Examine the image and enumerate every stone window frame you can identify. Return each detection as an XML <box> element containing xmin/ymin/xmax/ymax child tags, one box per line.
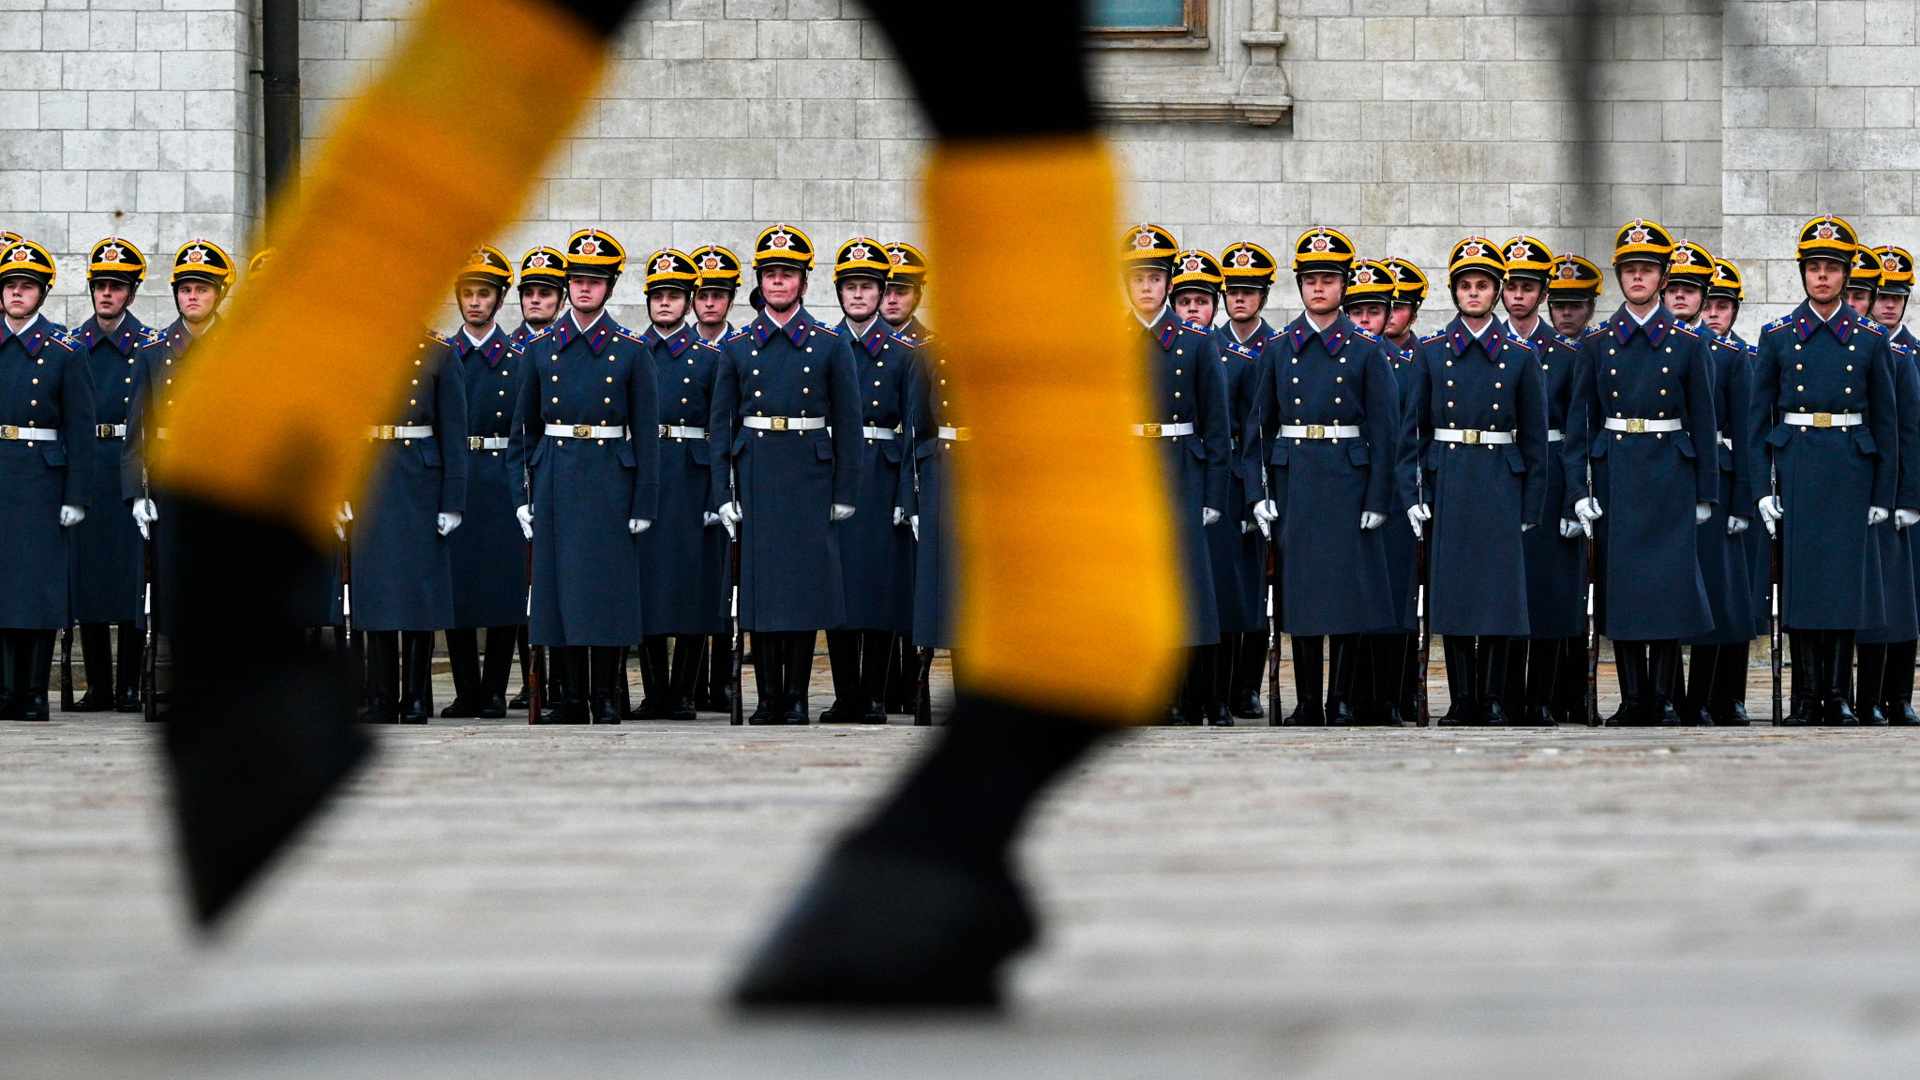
<box><xmin>1086</xmin><ymin>0</ymin><xmax>1211</xmax><ymax>51</ymax></box>
<box><xmin>1088</xmin><ymin>0</ymin><xmax>1290</xmax><ymax>126</ymax></box>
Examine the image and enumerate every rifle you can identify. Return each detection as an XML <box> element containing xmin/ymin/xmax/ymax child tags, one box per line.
<box><xmin>728</xmin><ymin>458</ymin><xmax>744</xmax><ymax>726</ymax></box>
<box><xmin>141</xmin><ymin>523</ymin><xmax>157</xmax><ymax>723</ymax></box>
<box><xmin>340</xmin><ymin>510</ymin><xmax>358</xmax><ymax>706</ymax></box>
<box><xmin>1258</xmin><ymin>457</ymin><xmax>1282</xmax><ymax>725</ymax></box>
<box><xmin>59</xmin><ymin>620</ymin><xmax>73</xmax><ymax>712</ymax></box>
<box><xmin>1770</xmin><ymin>460</ymin><xmax>1783</xmax><ymax>724</ymax></box>
<box><xmin>525</xmin><ymin>541</ymin><xmax>542</xmax><ymax>725</ymax></box>
<box><xmin>904</xmin><ymin>406</ymin><xmax>934</xmax><ymax>726</ymax></box>
<box><xmin>1584</xmin><ymin>456</ymin><xmax>1600</xmax><ymax>726</ymax></box>
<box><xmin>1413</xmin><ymin>470</ymin><xmax>1431</xmax><ymax>727</ymax></box>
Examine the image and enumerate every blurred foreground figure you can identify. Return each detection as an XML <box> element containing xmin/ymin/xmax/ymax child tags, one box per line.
<box><xmin>145</xmin><ymin>0</ymin><xmax>1179</xmax><ymax>1009</ymax></box>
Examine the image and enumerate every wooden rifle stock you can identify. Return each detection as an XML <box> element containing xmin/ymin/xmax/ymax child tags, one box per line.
<box><xmin>525</xmin><ymin>542</ymin><xmax>542</xmax><ymax>725</ymax></box>
<box><xmin>1413</xmin><ymin>470</ymin><xmax>1431</xmax><ymax>726</ymax></box>
<box><xmin>1584</xmin><ymin>457</ymin><xmax>1600</xmax><ymax>726</ymax></box>
<box><xmin>59</xmin><ymin>621</ymin><xmax>73</xmax><ymax>712</ymax></box>
<box><xmin>728</xmin><ymin>455</ymin><xmax>744</xmax><ymax>726</ymax></box>
<box><xmin>141</xmin><ymin>529</ymin><xmax>157</xmax><ymax>723</ymax></box>
<box><xmin>1769</xmin><ymin>464</ymin><xmax>1783</xmax><ymax>724</ymax></box>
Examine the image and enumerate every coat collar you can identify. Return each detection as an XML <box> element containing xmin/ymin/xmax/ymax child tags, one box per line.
<box><xmin>453</xmin><ymin>324</ymin><xmax>512</xmax><ymax>367</ymax></box>
<box><xmin>0</xmin><ymin>313</ymin><xmax>58</xmax><ymax>356</ymax></box>
<box><xmin>894</xmin><ymin>317</ymin><xmax>931</xmax><ymax>344</ymax></box>
<box><xmin>1896</xmin><ymin>324</ymin><xmax>1918</xmax><ymax>351</ymax></box>
<box><xmin>747</xmin><ymin>305</ymin><xmax>815</xmax><ymax>348</ymax></box>
<box><xmin>1443</xmin><ymin>315</ymin><xmax>1504</xmax><ymax>358</ymax></box>
<box><xmin>1223</xmin><ymin>317</ymin><xmax>1274</xmax><ymax>356</ymax></box>
<box><xmin>843</xmin><ymin>317</ymin><xmax>892</xmax><ymax>355</ymax></box>
<box><xmin>1284</xmin><ymin>311</ymin><xmax>1355</xmax><ymax>355</ymax></box>
<box><xmin>1787</xmin><ymin>299</ymin><xmax>1860</xmax><ymax>344</ymax></box>
<box><xmin>638</xmin><ymin>321</ymin><xmax>695</xmax><ymax>358</ymax></box>
<box><xmin>1607</xmin><ymin>303</ymin><xmax>1676</xmax><ymax>347</ymax></box>
<box><xmin>78</xmin><ymin>312</ymin><xmax>145</xmax><ymax>356</ymax></box>
<box><xmin>552</xmin><ymin>309</ymin><xmax>618</xmax><ymax>356</ymax></box>
<box><xmin>158</xmin><ymin>317</ymin><xmax>200</xmax><ymax>355</ymax></box>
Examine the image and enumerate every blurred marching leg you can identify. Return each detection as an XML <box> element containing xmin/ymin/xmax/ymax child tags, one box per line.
<box><xmin>508</xmin><ymin>625</ymin><xmax>531</xmax><ymax>710</ymax></box>
<box><xmin>1324</xmin><ymin>634</ymin><xmax>1359</xmax><ymax>726</ymax></box>
<box><xmin>1824</xmin><ymin>629</ymin><xmax>1860</xmax><ymax>726</ymax></box>
<box><xmin>1606</xmin><ymin>640</ymin><xmax>1647</xmax><ymax>726</ymax></box>
<box><xmin>1648</xmin><ymin>641</ymin><xmax>1683</xmax><ymax>726</ymax></box>
<box><xmin>17</xmin><ymin>630</ymin><xmax>55</xmax><ymax>722</ymax></box>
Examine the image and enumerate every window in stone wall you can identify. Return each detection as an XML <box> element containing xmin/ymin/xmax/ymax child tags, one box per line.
<box><xmin>1087</xmin><ymin>0</ymin><xmax>1207</xmax><ymax>47</ymax></box>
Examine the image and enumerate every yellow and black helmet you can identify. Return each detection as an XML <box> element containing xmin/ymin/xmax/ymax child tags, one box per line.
<box><xmin>1612</xmin><ymin>219</ymin><xmax>1675</xmax><ymax>267</ymax></box>
<box><xmin>1170</xmin><ymin>249</ymin><xmax>1224</xmax><ymax>296</ymax></box>
<box><xmin>0</xmin><ymin>231</ymin><xmax>20</xmax><ymax>247</ymax></box>
<box><xmin>643</xmin><ymin>248</ymin><xmax>699</xmax><ymax>294</ymax></box>
<box><xmin>247</xmin><ymin>248</ymin><xmax>274</xmax><ymax>278</ymax></box>
<box><xmin>1344</xmin><ymin>259</ymin><xmax>1396</xmax><ymax>307</ymax></box>
<box><xmin>1795</xmin><ymin>214</ymin><xmax>1857</xmax><ymax>266</ymax></box>
<box><xmin>170</xmin><ymin>238</ymin><xmax>235</xmax><ymax>289</ymax></box>
<box><xmin>1385</xmin><ymin>257</ymin><xmax>1429</xmax><ymax>306</ymax></box>
<box><xmin>1549</xmin><ymin>254</ymin><xmax>1604</xmax><ymax>301</ymax></box>
<box><xmin>1849</xmin><ymin>243</ymin><xmax>1883</xmax><ymax>292</ymax></box>
<box><xmin>88</xmin><ymin>237</ymin><xmax>146</xmax><ymax>285</ymax></box>
<box><xmin>1218</xmin><ymin>241</ymin><xmax>1278</xmax><ymax>290</ymax></box>
<box><xmin>1121</xmin><ymin>224</ymin><xmax>1179</xmax><ymax>272</ymax></box>
<box><xmin>566</xmin><ymin>229</ymin><xmax>626</xmax><ymax>278</ymax></box>
<box><xmin>753</xmin><ymin>224</ymin><xmax>815</xmax><ymax>271</ymax></box>
<box><xmin>884</xmin><ymin>241</ymin><xmax>928</xmax><ymax>286</ymax></box>
<box><xmin>1292</xmin><ymin>227</ymin><xmax>1356</xmax><ymax>275</ymax></box>
<box><xmin>456</xmin><ymin>244</ymin><xmax>514</xmax><ymax>291</ymax></box>
<box><xmin>1707</xmin><ymin>258</ymin><xmax>1745</xmax><ymax>302</ymax></box>
<box><xmin>833</xmin><ymin>237</ymin><xmax>891</xmax><ymax>284</ymax></box>
<box><xmin>1667</xmin><ymin>239</ymin><xmax>1715</xmax><ymax>286</ymax></box>
<box><xmin>1500</xmin><ymin>236</ymin><xmax>1555</xmax><ymax>283</ymax></box>
<box><xmin>691</xmin><ymin>244</ymin><xmax>743</xmax><ymax>292</ymax></box>
<box><xmin>0</xmin><ymin>239</ymin><xmax>56</xmax><ymax>289</ymax></box>
<box><xmin>1447</xmin><ymin>236</ymin><xmax>1506</xmax><ymax>283</ymax></box>
<box><xmin>1874</xmin><ymin>246</ymin><xmax>1914</xmax><ymax>298</ymax></box>
<box><xmin>518</xmin><ymin>246</ymin><xmax>568</xmax><ymax>289</ymax></box>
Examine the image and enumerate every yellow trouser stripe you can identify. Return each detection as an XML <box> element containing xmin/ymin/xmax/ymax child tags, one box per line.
<box><xmin>148</xmin><ymin>0</ymin><xmax>603</xmax><ymax>543</ymax></box>
<box><xmin>927</xmin><ymin>137</ymin><xmax>1184</xmax><ymax>723</ymax></box>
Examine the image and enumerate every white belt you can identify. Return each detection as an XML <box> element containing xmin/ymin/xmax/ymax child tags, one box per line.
<box><xmin>742</xmin><ymin>415</ymin><xmax>826</xmax><ymax>432</ymax></box>
<box><xmin>861</xmin><ymin>425</ymin><xmax>898</xmax><ymax>440</ymax></box>
<box><xmin>660</xmin><ymin>425</ymin><xmax>706</xmax><ymax>440</ymax></box>
<box><xmin>468</xmin><ymin>436</ymin><xmax>510</xmax><ymax>450</ymax></box>
<box><xmin>0</xmin><ymin>425</ymin><xmax>57</xmax><ymax>442</ymax></box>
<box><xmin>1433</xmin><ymin>427</ymin><xmax>1514</xmax><ymax>445</ymax></box>
<box><xmin>938</xmin><ymin>425</ymin><xmax>971</xmax><ymax>442</ymax></box>
<box><xmin>1277</xmin><ymin>424</ymin><xmax>1360</xmax><ymax>440</ymax></box>
<box><xmin>544</xmin><ymin>423</ymin><xmax>628</xmax><ymax>439</ymax></box>
<box><xmin>369</xmin><ymin>425</ymin><xmax>434</xmax><ymax>440</ymax></box>
<box><xmin>1133</xmin><ymin>422</ymin><xmax>1196</xmax><ymax>437</ymax></box>
<box><xmin>96</xmin><ymin>424</ymin><xmax>127</xmax><ymax>438</ymax></box>
<box><xmin>1547</xmin><ymin>428</ymin><xmax>1563</xmax><ymax>443</ymax></box>
<box><xmin>1782</xmin><ymin>411</ymin><xmax>1863</xmax><ymax>428</ymax></box>
<box><xmin>1603</xmin><ymin>417</ymin><xmax>1684</xmax><ymax>434</ymax></box>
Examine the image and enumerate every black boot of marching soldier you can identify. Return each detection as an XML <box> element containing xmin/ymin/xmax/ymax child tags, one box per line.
<box><xmin>734</xmin><ymin>694</ymin><xmax>1111</xmax><ymax>1009</ymax></box>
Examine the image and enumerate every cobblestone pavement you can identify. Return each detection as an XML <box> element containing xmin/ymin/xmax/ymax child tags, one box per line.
<box><xmin>5</xmin><ymin>658</ymin><xmax>1920</xmax><ymax>1079</ymax></box>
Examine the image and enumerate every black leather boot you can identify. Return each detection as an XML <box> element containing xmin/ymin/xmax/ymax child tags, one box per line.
<box><xmin>1681</xmin><ymin>644</ymin><xmax>1715</xmax><ymax>725</ymax></box>
<box><xmin>559</xmin><ymin>646</ymin><xmax>590</xmax><ymax>724</ymax></box>
<box><xmin>1476</xmin><ymin>636</ymin><xmax>1512</xmax><ymax>726</ymax></box>
<box><xmin>1519</xmin><ymin>634</ymin><xmax>1559</xmax><ymax>726</ymax></box>
<box><xmin>884</xmin><ymin>634</ymin><xmax>912</xmax><ymax>715</ymax></box>
<box><xmin>1824</xmin><ymin>629</ymin><xmax>1859</xmax><ymax>725</ymax></box>
<box><xmin>363</xmin><ymin>631</ymin><xmax>400</xmax><ymax>724</ymax></box>
<box><xmin>1199</xmin><ymin>641</ymin><xmax>1233</xmax><ymax>726</ymax></box>
<box><xmin>1782</xmin><ymin>629</ymin><xmax>1814</xmax><ymax>725</ymax></box>
<box><xmin>397</xmin><ymin>631</ymin><xmax>434</xmax><ymax>723</ymax></box>
<box><xmin>508</xmin><ymin>625</ymin><xmax>532</xmax><ymax>710</ymax></box>
<box><xmin>1168</xmin><ymin>647</ymin><xmax>1203</xmax><ymax>726</ymax></box>
<box><xmin>477</xmin><ymin>626</ymin><xmax>514</xmax><ymax>718</ymax></box>
<box><xmin>1606</xmin><ymin>641</ymin><xmax>1648</xmax><ymax>726</ymax></box>
<box><xmin>668</xmin><ymin>635</ymin><xmax>704</xmax><ymax>721</ymax></box>
<box><xmin>1323</xmin><ymin>634</ymin><xmax>1359</xmax><ymax>726</ymax></box>
<box><xmin>1556</xmin><ymin>636</ymin><xmax>1586</xmax><ymax>721</ymax></box>
<box><xmin>1856</xmin><ymin>641</ymin><xmax>1890</xmax><ymax>725</ymax></box>
<box><xmin>821</xmin><ymin>628</ymin><xmax>864</xmax><ymax>724</ymax></box>
<box><xmin>860</xmin><ymin>630</ymin><xmax>894</xmax><ymax>724</ymax></box>
<box><xmin>1232</xmin><ymin>629</ymin><xmax>1268</xmax><ymax>719</ymax></box>
<box><xmin>74</xmin><ymin>622</ymin><xmax>115</xmax><ymax>711</ymax></box>
<box><xmin>538</xmin><ymin>647</ymin><xmax>574</xmax><ymax>724</ymax></box>
<box><xmin>1711</xmin><ymin>640</ymin><xmax>1753</xmax><ymax>725</ymax></box>
<box><xmin>115</xmin><ymin>622</ymin><xmax>143</xmax><ymax>712</ymax></box>
<box><xmin>630</xmin><ymin>636</ymin><xmax>669</xmax><ymax>720</ymax></box>
<box><xmin>1502</xmin><ymin>638</ymin><xmax>1528</xmax><ymax>721</ymax></box>
<box><xmin>0</xmin><ymin>630</ymin><xmax>21</xmax><ymax>719</ymax></box>
<box><xmin>590</xmin><ymin>646</ymin><xmax>624</xmax><ymax>724</ymax></box>
<box><xmin>1287</xmin><ymin>635</ymin><xmax>1324</xmax><ymax>725</ymax></box>
<box><xmin>1647</xmin><ymin>641</ymin><xmax>1683</xmax><ymax>725</ymax></box>
<box><xmin>748</xmin><ymin>632</ymin><xmax>780</xmax><ymax>725</ymax></box>
<box><xmin>781</xmin><ymin>633</ymin><xmax>815</xmax><ymax>724</ymax></box>
<box><xmin>1886</xmin><ymin>639</ymin><xmax>1920</xmax><ymax>725</ymax></box>
<box><xmin>17</xmin><ymin>630</ymin><xmax>54</xmax><ymax>721</ymax></box>
<box><xmin>1438</xmin><ymin>635</ymin><xmax>1474</xmax><ymax>726</ymax></box>
<box><xmin>441</xmin><ymin>627</ymin><xmax>482</xmax><ymax>718</ymax></box>
<box><xmin>1367</xmin><ymin>634</ymin><xmax>1408</xmax><ymax>726</ymax></box>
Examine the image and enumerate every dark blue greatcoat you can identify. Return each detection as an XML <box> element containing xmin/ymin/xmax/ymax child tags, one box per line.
<box><xmin>834</xmin><ymin>318</ymin><xmax>914</xmax><ymax>635</ymax></box>
<box><xmin>1896</xmin><ymin>325</ymin><xmax>1920</xmax><ymax>639</ymax></box>
<box><xmin>126</xmin><ymin>318</ymin><xmax>204</xmax><ymax>635</ymax></box>
<box><xmin>635</xmin><ymin>321</ymin><xmax>727</xmax><ymax>637</ymax></box>
<box><xmin>1749</xmin><ymin>301</ymin><xmax>1898</xmax><ymax>631</ymax></box>
<box><xmin>898</xmin><ymin>336</ymin><xmax>958</xmax><ymax>650</ymax></box>
<box><xmin>1730</xmin><ymin>331</ymin><xmax>1773</xmax><ymax>638</ymax></box>
<box><xmin>709</xmin><ymin>307</ymin><xmax>862</xmax><ymax>633</ymax></box>
<box><xmin>1209</xmin><ymin>320</ymin><xmax>1271</xmax><ymax>635</ymax></box>
<box><xmin>1246</xmin><ymin>312</ymin><xmax>1400</xmax><ymax>638</ymax></box>
<box><xmin>71</xmin><ymin>313</ymin><xmax>149</xmax><ymax>624</ymax></box>
<box><xmin>1684</xmin><ymin>330</ymin><xmax>1760</xmax><ymax>646</ymax></box>
<box><xmin>1377</xmin><ymin>336</ymin><xmax>1422</xmax><ymax>632</ymax></box>
<box><xmin>1398</xmin><ymin>317</ymin><xmax>1548</xmax><ymax>637</ymax></box>
<box><xmin>1563</xmin><ymin>307</ymin><xmax>1718</xmax><ymax>642</ymax></box>
<box><xmin>444</xmin><ymin>324</ymin><xmax>527</xmax><ymax>629</ymax></box>
<box><xmin>1513</xmin><ymin>319</ymin><xmax>1586</xmax><ymax>640</ymax></box>
<box><xmin>1860</xmin><ymin>337</ymin><xmax>1920</xmax><ymax>644</ymax></box>
<box><xmin>509</xmin><ymin>310</ymin><xmax>660</xmax><ymax>647</ymax></box>
<box><xmin>0</xmin><ymin>315</ymin><xmax>94</xmax><ymax>630</ymax></box>
<box><xmin>347</xmin><ymin>333</ymin><xmax>467</xmax><ymax>632</ymax></box>
<box><xmin>1140</xmin><ymin>308</ymin><xmax>1231</xmax><ymax>647</ymax></box>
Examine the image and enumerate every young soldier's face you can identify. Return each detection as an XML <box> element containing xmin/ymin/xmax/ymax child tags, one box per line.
<box><xmin>1801</xmin><ymin>258</ymin><xmax>1848</xmax><ymax>305</ymax></box>
<box><xmin>694</xmin><ymin>287</ymin><xmax>733</xmax><ymax>328</ymax></box>
<box><xmin>1</xmin><ymin>278</ymin><xmax>44</xmax><ymax>319</ymax></box>
<box><xmin>1346</xmin><ymin>301</ymin><xmax>1388</xmax><ymax>334</ymax></box>
<box><xmin>1872</xmin><ymin>292</ymin><xmax>1909</xmax><ymax>330</ymax></box>
<box><xmin>1501</xmin><ymin>277</ymin><xmax>1544</xmax><ymax>322</ymax></box>
<box><xmin>1615</xmin><ymin>261</ymin><xmax>1664</xmax><ymax>306</ymax></box>
<box><xmin>567</xmin><ymin>274</ymin><xmax>612</xmax><ymax>315</ymax></box>
<box><xmin>1171</xmin><ymin>288</ymin><xmax>1215</xmax><ymax>327</ymax></box>
<box><xmin>1701</xmin><ymin>297</ymin><xmax>1739</xmax><ymax>336</ymax></box>
<box><xmin>1662</xmin><ymin>281</ymin><xmax>1704</xmax><ymax>321</ymax></box>
<box><xmin>1452</xmin><ymin>272</ymin><xmax>1499</xmax><ymax>318</ymax></box>
<box><xmin>1125</xmin><ymin>267</ymin><xmax>1169</xmax><ymax>317</ymax></box>
<box><xmin>758</xmin><ymin>266</ymin><xmax>805</xmax><ymax>312</ymax></box>
<box><xmin>1548</xmin><ymin>299</ymin><xmax>1594</xmax><ymax>338</ymax></box>
<box><xmin>1846</xmin><ymin>287</ymin><xmax>1875</xmax><ymax>316</ymax></box>
<box><xmin>1296</xmin><ymin>271</ymin><xmax>1343</xmax><ymax>316</ymax></box>
<box><xmin>457</xmin><ymin>282</ymin><xmax>502</xmax><ymax>329</ymax></box>
<box><xmin>519</xmin><ymin>282</ymin><xmax>563</xmax><ymax>323</ymax></box>
<box><xmin>90</xmin><ymin>279</ymin><xmax>134</xmax><ymax>321</ymax></box>
<box><xmin>1385</xmin><ymin>302</ymin><xmax>1419</xmax><ymax>339</ymax></box>
<box><xmin>648</xmin><ymin>287</ymin><xmax>689</xmax><ymax>328</ymax></box>
<box><xmin>838</xmin><ymin>276</ymin><xmax>882</xmax><ymax>321</ymax></box>
<box><xmin>1223</xmin><ymin>286</ymin><xmax>1266</xmax><ymax>324</ymax></box>
<box><xmin>881</xmin><ymin>282</ymin><xmax>921</xmax><ymax>326</ymax></box>
<box><xmin>174</xmin><ymin>280</ymin><xmax>220</xmax><ymax>323</ymax></box>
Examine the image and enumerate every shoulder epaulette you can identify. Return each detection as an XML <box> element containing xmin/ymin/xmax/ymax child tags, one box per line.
<box><xmin>1860</xmin><ymin>318</ymin><xmax>1887</xmax><ymax>336</ymax></box>
<box><xmin>51</xmin><ymin>328</ymin><xmax>79</xmax><ymax>348</ymax></box>
<box><xmin>724</xmin><ymin>327</ymin><xmax>749</xmax><ymax>342</ymax></box>
<box><xmin>1353</xmin><ymin>327</ymin><xmax>1379</xmax><ymax>342</ymax></box>
<box><xmin>1504</xmin><ymin>332</ymin><xmax>1536</xmax><ymax>351</ymax></box>
<box><xmin>810</xmin><ymin>323</ymin><xmax>839</xmax><ymax>338</ymax></box>
<box><xmin>1582</xmin><ymin>325</ymin><xmax>1608</xmax><ymax>339</ymax></box>
<box><xmin>1763</xmin><ymin>315</ymin><xmax>1794</xmax><ymax>333</ymax></box>
<box><xmin>425</xmin><ymin>330</ymin><xmax>448</xmax><ymax>344</ymax></box>
<box><xmin>1672</xmin><ymin>322</ymin><xmax>1698</xmax><ymax>338</ymax></box>
<box><xmin>613</xmin><ymin>328</ymin><xmax>644</xmax><ymax>344</ymax></box>
<box><xmin>1554</xmin><ymin>333</ymin><xmax>1580</xmax><ymax>349</ymax></box>
<box><xmin>526</xmin><ymin>325</ymin><xmax>554</xmax><ymax>341</ymax></box>
<box><xmin>1418</xmin><ymin>330</ymin><xmax>1446</xmax><ymax>345</ymax></box>
<box><xmin>692</xmin><ymin>336</ymin><xmax>723</xmax><ymax>352</ymax></box>
<box><xmin>140</xmin><ymin>327</ymin><xmax>165</xmax><ymax>344</ymax></box>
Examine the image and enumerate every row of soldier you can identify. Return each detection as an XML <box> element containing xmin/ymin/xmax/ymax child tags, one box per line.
<box><xmin>0</xmin><ymin>210</ymin><xmax>1913</xmax><ymax>727</ymax></box>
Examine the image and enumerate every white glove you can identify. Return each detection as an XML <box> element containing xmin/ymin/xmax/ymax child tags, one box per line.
<box><xmin>1407</xmin><ymin>502</ymin><xmax>1431</xmax><ymax>540</ymax></box>
<box><xmin>1521</xmin><ymin>521</ymin><xmax>1536</xmax><ymax>532</ymax></box>
<box><xmin>830</xmin><ymin>503</ymin><xmax>855</xmax><ymax>522</ymax></box>
<box><xmin>59</xmin><ymin>505</ymin><xmax>84</xmax><ymax>527</ymax></box>
<box><xmin>333</xmin><ymin>502</ymin><xmax>353</xmax><ymax>541</ymax></box>
<box><xmin>910</xmin><ymin>514</ymin><xmax>920</xmax><ymax>541</ymax></box>
<box><xmin>1574</xmin><ymin>496</ymin><xmax>1603</xmax><ymax>524</ymax></box>
<box><xmin>1727</xmin><ymin>515</ymin><xmax>1751</xmax><ymax>536</ymax></box>
<box><xmin>437</xmin><ymin>511</ymin><xmax>462</xmax><ymax>537</ymax></box>
<box><xmin>516</xmin><ymin>503</ymin><xmax>533</xmax><ymax>540</ymax></box>
<box><xmin>629</xmin><ymin>518</ymin><xmax>651</xmax><ymax>534</ymax></box>
<box><xmin>1202</xmin><ymin>507</ymin><xmax>1221</xmax><ymax>526</ymax></box>
<box><xmin>1360</xmin><ymin>511</ymin><xmax>1385</xmax><ymax>530</ymax></box>
<box><xmin>702</xmin><ymin>511</ymin><xmax>721</xmax><ymax>527</ymax></box>
<box><xmin>1253</xmin><ymin>499</ymin><xmax>1279</xmax><ymax>525</ymax></box>
<box><xmin>1898</xmin><ymin>509</ymin><xmax>1920</xmax><ymax>530</ymax></box>
<box><xmin>132</xmin><ymin>497</ymin><xmax>157</xmax><ymax>539</ymax></box>
<box><xmin>1559</xmin><ymin>518</ymin><xmax>1582</xmax><ymax>539</ymax></box>
<box><xmin>718</xmin><ymin>500</ymin><xmax>742</xmax><ymax>539</ymax></box>
<box><xmin>1870</xmin><ymin>506</ymin><xmax>1891</xmax><ymax>527</ymax></box>
<box><xmin>1695</xmin><ymin>501</ymin><xmax>1712</xmax><ymax>526</ymax></box>
<box><xmin>893</xmin><ymin>506</ymin><xmax>906</xmax><ymax>527</ymax></box>
<box><xmin>1757</xmin><ymin>495</ymin><xmax>1783</xmax><ymax>536</ymax></box>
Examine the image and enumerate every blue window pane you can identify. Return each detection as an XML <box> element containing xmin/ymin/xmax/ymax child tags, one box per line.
<box><xmin>1087</xmin><ymin>0</ymin><xmax>1186</xmax><ymax>29</ymax></box>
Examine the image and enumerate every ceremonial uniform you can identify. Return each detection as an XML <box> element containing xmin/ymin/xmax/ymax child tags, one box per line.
<box><xmin>1851</xmin><ymin>246</ymin><xmax>1920</xmax><ymax>726</ymax></box>
<box><xmin>1862</xmin><ymin>246</ymin><xmax>1920</xmax><ymax>725</ymax></box>
<box><xmin>877</xmin><ymin>240</ymin><xmax>931</xmax><ymax>715</ymax></box>
<box><xmin>899</xmin><ymin>335</ymin><xmax>958</xmax><ymax>651</ymax></box>
<box><xmin>500</xmin><ymin>244</ymin><xmax>570</xmax><ymax>714</ymax></box>
<box><xmin>688</xmin><ymin>243</ymin><xmax>744</xmax><ymax>714</ymax></box>
<box><xmin>1376</xmin><ymin>256</ymin><xmax>1431</xmax><ymax>720</ymax></box>
<box><xmin>1704</xmin><ymin>256</ymin><xmax>1766</xmax><ymax>725</ymax></box>
<box><xmin>1210</xmin><ymin>243</ymin><xmax>1276</xmax><ymax>720</ymax></box>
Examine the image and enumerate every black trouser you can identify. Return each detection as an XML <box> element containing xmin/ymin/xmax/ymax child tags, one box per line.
<box><xmin>76</xmin><ymin>621</ymin><xmax>142</xmax><ymax>709</ymax></box>
<box><xmin>445</xmin><ymin>626</ymin><xmax>517</xmax><ymax>715</ymax></box>
<box><xmin>362</xmin><ymin>630</ymin><xmax>435</xmax><ymax>723</ymax></box>
<box><xmin>1439</xmin><ymin>635</ymin><xmax>1508</xmax><ymax>724</ymax></box>
<box><xmin>825</xmin><ymin>628</ymin><xmax>894</xmax><ymax>721</ymax></box>
<box><xmin>0</xmin><ymin>629</ymin><xmax>56</xmax><ymax>721</ymax></box>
